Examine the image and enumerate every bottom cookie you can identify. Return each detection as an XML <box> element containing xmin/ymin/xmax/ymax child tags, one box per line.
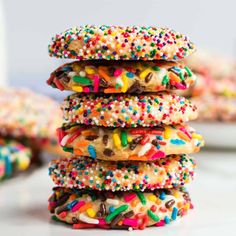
<box><xmin>48</xmin><ymin>187</ymin><xmax>193</xmax><ymax>230</ymax></box>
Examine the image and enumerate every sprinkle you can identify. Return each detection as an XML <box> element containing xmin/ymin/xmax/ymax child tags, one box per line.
<box><xmin>87</xmin><ymin>145</ymin><xmax>96</xmax><ymax>158</ymax></box>
<box><xmin>72</xmin><ymin>201</ymin><xmax>86</xmax><ymax>212</ymax></box>
<box><xmin>137</xmin><ymin>192</ymin><xmax>147</xmax><ymax>205</ymax></box>
<box><xmin>87</xmin><ymin>208</ymin><xmax>96</xmax><ymax>218</ymax></box>
<box><xmin>170</xmin><ymin>139</ymin><xmax>186</xmax><ymax>145</ymax></box>
<box><xmin>113</xmin><ymin>133</ymin><xmax>121</xmax><ymax>149</ymax></box>
<box><xmin>138</xmin><ymin>143</ymin><xmax>152</xmax><ymax>156</ymax></box>
<box><xmin>147</xmin><ymin>209</ymin><xmax>160</xmax><ymax>222</ymax></box>
<box><xmin>124</xmin><ymin>193</ymin><xmax>136</xmax><ymax>202</ymax></box>
<box><xmin>79</xmin><ymin>213</ymin><xmax>99</xmax><ymax>224</ymax></box>
<box><xmin>121</xmin><ymin>130</ymin><xmax>128</xmax><ymax>147</ymax></box>
<box><xmin>123</xmin><ymin>218</ymin><xmax>138</xmax><ymax>228</ymax></box>
<box><xmin>73</xmin><ymin>76</ymin><xmax>92</xmax><ymax>85</ymax></box>
<box><xmin>106</xmin><ymin>198</ymin><xmax>120</xmax><ymax>206</ymax></box>
<box><xmin>72</xmin><ymin>85</ymin><xmax>83</xmax><ymax>92</ymax></box>
<box><xmin>171</xmin><ymin>207</ymin><xmax>178</xmax><ymax>220</ymax></box>
<box><xmin>106</xmin><ymin>205</ymin><xmax>129</xmax><ymax>222</ymax></box>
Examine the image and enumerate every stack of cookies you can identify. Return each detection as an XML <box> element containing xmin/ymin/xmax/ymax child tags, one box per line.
<box><xmin>47</xmin><ymin>25</ymin><xmax>204</xmax><ymax>230</ymax></box>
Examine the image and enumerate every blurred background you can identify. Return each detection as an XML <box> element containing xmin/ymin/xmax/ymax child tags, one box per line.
<box><xmin>0</xmin><ymin>0</ymin><xmax>236</xmax><ymax>235</ymax></box>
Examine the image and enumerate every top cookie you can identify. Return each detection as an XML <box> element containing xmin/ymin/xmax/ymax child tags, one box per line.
<box><xmin>48</xmin><ymin>25</ymin><xmax>196</xmax><ymax>61</ymax></box>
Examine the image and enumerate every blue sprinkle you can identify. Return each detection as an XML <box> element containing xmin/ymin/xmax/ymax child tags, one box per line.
<box><xmin>67</xmin><ymin>200</ymin><xmax>78</xmax><ymax>210</ymax></box>
<box><xmin>159</xmin><ymin>191</ymin><xmax>166</xmax><ymax>200</ymax></box>
<box><xmin>109</xmin><ymin>206</ymin><xmax>115</xmax><ymax>213</ymax></box>
<box><xmin>156</xmin><ymin>135</ymin><xmax>163</xmax><ymax>140</ymax></box>
<box><xmin>164</xmin><ymin>216</ymin><xmax>170</xmax><ymax>224</ymax></box>
<box><xmin>170</xmin><ymin>139</ymin><xmax>186</xmax><ymax>145</ymax></box>
<box><xmin>88</xmin><ymin>145</ymin><xmax>96</xmax><ymax>158</ymax></box>
<box><xmin>171</xmin><ymin>207</ymin><xmax>178</xmax><ymax>220</ymax></box>
<box><xmin>126</xmin><ymin>72</ymin><xmax>134</xmax><ymax>78</ymax></box>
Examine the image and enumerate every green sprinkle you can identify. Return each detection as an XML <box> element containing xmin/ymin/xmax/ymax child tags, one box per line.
<box><xmin>63</xmin><ymin>147</ymin><xmax>74</xmax><ymax>153</ymax></box>
<box><xmin>179</xmin><ymin>72</ymin><xmax>185</xmax><ymax>81</ymax></box>
<box><xmin>73</xmin><ymin>76</ymin><xmax>92</xmax><ymax>85</ymax></box>
<box><xmin>105</xmin><ymin>205</ymin><xmax>129</xmax><ymax>222</ymax></box>
<box><xmin>161</xmin><ymin>74</ymin><xmax>169</xmax><ymax>85</ymax></box>
<box><xmin>136</xmin><ymin>192</ymin><xmax>147</xmax><ymax>205</ymax></box>
<box><xmin>51</xmin><ymin>215</ymin><xmax>62</xmax><ymax>222</ymax></box>
<box><xmin>147</xmin><ymin>209</ymin><xmax>160</xmax><ymax>222</ymax></box>
<box><xmin>184</xmin><ymin>66</ymin><xmax>193</xmax><ymax>77</ymax></box>
<box><xmin>121</xmin><ymin>130</ymin><xmax>128</xmax><ymax>147</ymax></box>
<box><xmin>152</xmin><ymin>66</ymin><xmax>160</xmax><ymax>71</ymax></box>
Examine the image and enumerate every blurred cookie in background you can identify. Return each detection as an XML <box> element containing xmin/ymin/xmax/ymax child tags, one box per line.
<box><xmin>0</xmin><ymin>137</ymin><xmax>31</xmax><ymax>181</ymax></box>
<box><xmin>0</xmin><ymin>87</ymin><xmax>66</xmax><ymax>165</ymax></box>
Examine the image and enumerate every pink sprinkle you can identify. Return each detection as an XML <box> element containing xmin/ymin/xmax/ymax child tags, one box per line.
<box><xmin>123</xmin><ymin>218</ymin><xmax>138</xmax><ymax>228</ymax></box>
<box><xmin>98</xmin><ymin>219</ymin><xmax>106</xmax><ymax>225</ymax></box>
<box><xmin>83</xmin><ymin>87</ymin><xmax>90</xmax><ymax>93</ymax></box>
<box><xmin>174</xmin><ymin>82</ymin><xmax>186</xmax><ymax>90</ymax></box>
<box><xmin>59</xmin><ymin>211</ymin><xmax>67</xmax><ymax>218</ymax></box>
<box><xmin>150</xmin><ymin>151</ymin><xmax>165</xmax><ymax>160</ymax></box>
<box><xmin>93</xmin><ymin>75</ymin><xmax>100</xmax><ymax>92</ymax></box>
<box><xmin>114</xmin><ymin>68</ymin><xmax>122</xmax><ymax>77</ymax></box>
<box><xmin>155</xmin><ymin>220</ymin><xmax>165</xmax><ymax>227</ymax></box>
<box><xmin>190</xmin><ymin>203</ymin><xmax>194</xmax><ymax>209</ymax></box>
<box><xmin>71</xmin><ymin>201</ymin><xmax>85</xmax><ymax>212</ymax></box>
<box><xmin>124</xmin><ymin>193</ymin><xmax>136</xmax><ymax>202</ymax></box>
<box><xmin>179</xmin><ymin>127</ymin><xmax>192</xmax><ymax>139</ymax></box>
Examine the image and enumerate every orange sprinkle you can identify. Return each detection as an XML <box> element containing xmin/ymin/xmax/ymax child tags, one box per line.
<box><xmin>177</xmin><ymin>131</ymin><xmax>191</xmax><ymax>142</ymax></box>
<box><xmin>169</xmin><ymin>71</ymin><xmax>181</xmax><ymax>84</ymax></box>
<box><xmin>78</xmin><ymin>203</ymin><xmax>93</xmax><ymax>213</ymax></box>
<box><xmin>74</xmin><ymin>149</ymin><xmax>83</xmax><ymax>155</ymax></box>
<box><xmin>69</xmin><ymin>194</ymin><xmax>77</xmax><ymax>201</ymax></box>
<box><xmin>104</xmin><ymin>88</ymin><xmax>122</xmax><ymax>93</ymax></box>
<box><xmin>75</xmin><ymin>140</ymin><xmax>89</xmax><ymax>147</ymax></box>
<box><xmin>139</xmin><ymin>206</ymin><xmax>145</xmax><ymax>212</ymax></box>
<box><xmin>98</xmin><ymin>67</ymin><xmax>111</xmax><ymax>82</ymax></box>
<box><xmin>131</xmin><ymin>199</ymin><xmax>138</xmax><ymax>207</ymax></box>
<box><xmin>177</xmin><ymin>202</ymin><xmax>183</xmax><ymax>208</ymax></box>
<box><xmin>128</xmin><ymin>155</ymin><xmax>147</xmax><ymax>161</ymax></box>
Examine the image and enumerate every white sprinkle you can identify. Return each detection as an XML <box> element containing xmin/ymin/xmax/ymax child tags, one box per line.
<box><xmin>138</xmin><ymin>143</ymin><xmax>152</xmax><ymax>156</ymax></box>
<box><xmin>106</xmin><ymin>198</ymin><xmax>120</xmax><ymax>206</ymax></box>
<box><xmin>60</xmin><ymin>134</ymin><xmax>70</xmax><ymax>146</ymax></box>
<box><xmin>79</xmin><ymin>213</ymin><xmax>99</xmax><ymax>224</ymax></box>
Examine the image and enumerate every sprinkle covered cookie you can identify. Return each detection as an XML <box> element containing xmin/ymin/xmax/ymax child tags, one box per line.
<box><xmin>62</xmin><ymin>92</ymin><xmax>198</xmax><ymax>127</ymax></box>
<box><xmin>49</xmin><ymin>187</ymin><xmax>193</xmax><ymax>230</ymax></box>
<box><xmin>57</xmin><ymin>124</ymin><xmax>204</xmax><ymax>161</ymax></box>
<box><xmin>48</xmin><ymin>25</ymin><xmax>196</xmax><ymax>61</ymax></box>
<box><xmin>49</xmin><ymin>155</ymin><xmax>195</xmax><ymax>191</ymax></box>
<box><xmin>47</xmin><ymin>60</ymin><xmax>196</xmax><ymax>93</ymax></box>
<box><xmin>0</xmin><ymin>138</ymin><xmax>31</xmax><ymax>180</ymax></box>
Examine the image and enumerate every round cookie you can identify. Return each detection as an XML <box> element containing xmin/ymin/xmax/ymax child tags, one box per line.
<box><xmin>48</xmin><ymin>187</ymin><xmax>193</xmax><ymax>230</ymax></box>
<box><xmin>58</xmin><ymin>124</ymin><xmax>204</xmax><ymax>161</ymax></box>
<box><xmin>62</xmin><ymin>92</ymin><xmax>198</xmax><ymax>127</ymax></box>
<box><xmin>0</xmin><ymin>87</ymin><xmax>61</xmax><ymax>139</ymax></box>
<box><xmin>47</xmin><ymin>60</ymin><xmax>196</xmax><ymax>93</ymax></box>
<box><xmin>0</xmin><ymin>138</ymin><xmax>31</xmax><ymax>180</ymax></box>
<box><xmin>49</xmin><ymin>155</ymin><xmax>196</xmax><ymax>191</ymax></box>
<box><xmin>48</xmin><ymin>25</ymin><xmax>196</xmax><ymax>61</ymax></box>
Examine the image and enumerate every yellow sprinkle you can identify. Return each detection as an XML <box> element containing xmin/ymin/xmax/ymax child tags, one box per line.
<box><xmin>113</xmin><ymin>133</ymin><xmax>121</xmax><ymax>149</ymax></box>
<box><xmin>121</xmin><ymin>74</ymin><xmax>129</xmax><ymax>93</ymax></box>
<box><xmin>185</xmin><ymin>203</ymin><xmax>190</xmax><ymax>210</ymax></box>
<box><xmin>17</xmin><ymin>157</ymin><xmax>30</xmax><ymax>170</ymax></box>
<box><xmin>127</xmin><ymin>136</ymin><xmax>132</xmax><ymax>142</ymax></box>
<box><xmin>72</xmin><ymin>64</ymin><xmax>81</xmax><ymax>72</ymax></box>
<box><xmin>173</xmin><ymin>190</ymin><xmax>180</xmax><ymax>198</ymax></box>
<box><xmin>86</xmin><ymin>208</ymin><xmax>96</xmax><ymax>218</ymax></box>
<box><xmin>72</xmin><ymin>85</ymin><xmax>83</xmax><ymax>92</ymax></box>
<box><xmin>164</xmin><ymin>126</ymin><xmax>171</xmax><ymax>139</ymax></box>
<box><xmin>85</xmin><ymin>66</ymin><xmax>95</xmax><ymax>75</ymax></box>
<box><xmin>148</xmin><ymin>195</ymin><xmax>157</xmax><ymax>202</ymax></box>
<box><xmin>139</xmin><ymin>68</ymin><xmax>152</xmax><ymax>79</ymax></box>
<box><xmin>192</xmin><ymin>133</ymin><xmax>203</xmax><ymax>140</ymax></box>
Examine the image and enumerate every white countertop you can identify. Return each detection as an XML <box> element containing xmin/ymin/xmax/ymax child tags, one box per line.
<box><xmin>1</xmin><ymin>150</ymin><xmax>236</xmax><ymax>236</ymax></box>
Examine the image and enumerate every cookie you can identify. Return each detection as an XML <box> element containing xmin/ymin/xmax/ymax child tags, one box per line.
<box><xmin>49</xmin><ymin>155</ymin><xmax>195</xmax><ymax>191</ymax></box>
<box><xmin>58</xmin><ymin>124</ymin><xmax>204</xmax><ymax>161</ymax></box>
<box><xmin>48</xmin><ymin>186</ymin><xmax>193</xmax><ymax>230</ymax></box>
<box><xmin>0</xmin><ymin>87</ymin><xmax>61</xmax><ymax>139</ymax></box>
<box><xmin>191</xmin><ymin>94</ymin><xmax>236</xmax><ymax>121</ymax></box>
<box><xmin>48</xmin><ymin>25</ymin><xmax>195</xmax><ymax>61</ymax></box>
<box><xmin>0</xmin><ymin>138</ymin><xmax>31</xmax><ymax>180</ymax></box>
<box><xmin>47</xmin><ymin>60</ymin><xmax>196</xmax><ymax>93</ymax></box>
<box><xmin>62</xmin><ymin>92</ymin><xmax>198</xmax><ymax>127</ymax></box>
